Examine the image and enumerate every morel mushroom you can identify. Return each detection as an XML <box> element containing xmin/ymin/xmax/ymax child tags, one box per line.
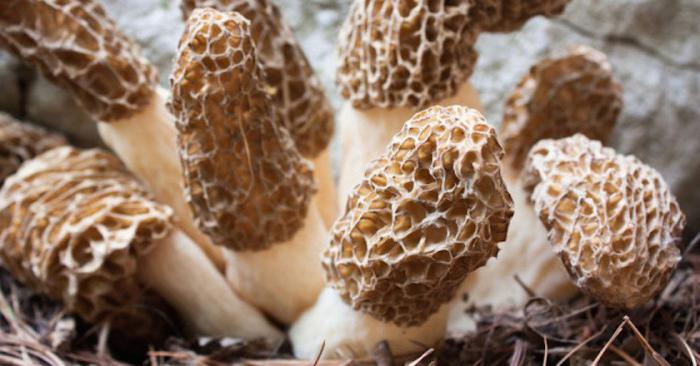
<box><xmin>0</xmin><ymin>146</ymin><xmax>283</xmax><ymax>341</ymax></box>
<box><xmin>0</xmin><ymin>112</ymin><xmax>66</xmax><ymax>184</ymax></box>
<box><xmin>180</xmin><ymin>0</ymin><xmax>338</xmax><ymax>228</ymax></box>
<box><xmin>290</xmin><ymin>106</ymin><xmax>514</xmax><ymax>359</ymax></box>
<box><xmin>0</xmin><ymin>0</ymin><xmax>223</xmax><ymax>268</ymax></box>
<box><xmin>335</xmin><ymin>0</ymin><xmax>573</xmax><ymax>206</ymax></box>
<box><xmin>470</xmin><ymin>0</ymin><xmax>570</xmax><ymax>33</ymax></box>
<box><xmin>169</xmin><ymin>8</ymin><xmax>326</xmax><ymax>325</ymax></box>
<box><xmin>523</xmin><ymin>134</ymin><xmax>686</xmax><ymax>309</ymax></box>
<box><xmin>455</xmin><ymin>45</ymin><xmax>624</xmax><ymax>312</ymax></box>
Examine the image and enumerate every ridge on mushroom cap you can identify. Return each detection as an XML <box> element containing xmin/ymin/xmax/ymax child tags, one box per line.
<box><xmin>500</xmin><ymin>45</ymin><xmax>623</xmax><ymax>171</ymax></box>
<box><xmin>180</xmin><ymin>0</ymin><xmax>334</xmax><ymax>158</ymax></box>
<box><xmin>336</xmin><ymin>0</ymin><xmax>479</xmax><ymax>109</ymax></box>
<box><xmin>324</xmin><ymin>105</ymin><xmax>514</xmax><ymax>326</ymax></box>
<box><xmin>472</xmin><ymin>0</ymin><xmax>571</xmax><ymax>33</ymax></box>
<box><xmin>169</xmin><ymin>8</ymin><xmax>316</xmax><ymax>251</ymax></box>
<box><xmin>0</xmin><ymin>0</ymin><xmax>158</xmax><ymax>122</ymax></box>
<box><xmin>523</xmin><ymin>134</ymin><xmax>685</xmax><ymax>310</ymax></box>
<box><xmin>0</xmin><ymin>146</ymin><xmax>173</xmax><ymax>337</ymax></box>
<box><xmin>0</xmin><ymin>112</ymin><xmax>66</xmax><ymax>183</ymax></box>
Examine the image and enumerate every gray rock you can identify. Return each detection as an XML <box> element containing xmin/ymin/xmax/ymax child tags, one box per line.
<box><xmin>470</xmin><ymin>0</ymin><xmax>700</xmax><ymax>235</ymax></box>
<box><xmin>0</xmin><ymin>53</ymin><xmax>22</xmax><ymax>117</ymax></box>
<box><xmin>25</xmin><ymin>77</ymin><xmax>101</xmax><ymax>148</ymax></box>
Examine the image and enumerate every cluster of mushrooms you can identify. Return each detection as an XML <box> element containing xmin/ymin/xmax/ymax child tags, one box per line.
<box><xmin>0</xmin><ymin>0</ymin><xmax>687</xmax><ymax>360</ymax></box>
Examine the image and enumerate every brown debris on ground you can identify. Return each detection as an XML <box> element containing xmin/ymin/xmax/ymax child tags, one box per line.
<box><xmin>0</xmin><ymin>234</ymin><xmax>698</xmax><ymax>365</ymax></box>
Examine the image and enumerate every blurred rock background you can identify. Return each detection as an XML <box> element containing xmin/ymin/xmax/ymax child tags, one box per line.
<box><xmin>0</xmin><ymin>0</ymin><xmax>698</xmax><ymax>235</ymax></box>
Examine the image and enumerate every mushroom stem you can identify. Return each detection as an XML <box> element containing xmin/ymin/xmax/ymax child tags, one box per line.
<box><xmin>97</xmin><ymin>88</ymin><xmax>224</xmax><ymax>270</ymax></box>
<box><xmin>312</xmin><ymin>150</ymin><xmax>338</xmax><ymax>228</ymax></box>
<box><xmin>336</xmin><ymin>82</ymin><xmax>482</xmax><ymax>204</ymax></box>
<box><xmin>224</xmin><ymin>206</ymin><xmax>327</xmax><ymax>325</ymax></box>
<box><xmin>449</xmin><ymin>168</ymin><xmax>575</xmax><ymax>331</ymax></box>
<box><xmin>138</xmin><ymin>229</ymin><xmax>283</xmax><ymax>341</ymax></box>
<box><xmin>290</xmin><ymin>288</ymin><xmax>449</xmax><ymax>360</ymax></box>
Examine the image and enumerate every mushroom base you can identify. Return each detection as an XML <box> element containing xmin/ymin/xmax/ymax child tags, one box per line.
<box><xmin>312</xmin><ymin>149</ymin><xmax>338</xmax><ymax>228</ymax></box>
<box><xmin>138</xmin><ymin>229</ymin><xmax>284</xmax><ymax>341</ymax></box>
<box><xmin>447</xmin><ymin>168</ymin><xmax>577</xmax><ymax>333</ymax></box>
<box><xmin>97</xmin><ymin>88</ymin><xmax>224</xmax><ymax>271</ymax></box>
<box><xmin>336</xmin><ymin>82</ymin><xmax>482</xmax><ymax>205</ymax></box>
<box><xmin>290</xmin><ymin>288</ymin><xmax>449</xmax><ymax>360</ymax></box>
<box><xmin>224</xmin><ymin>206</ymin><xmax>327</xmax><ymax>325</ymax></box>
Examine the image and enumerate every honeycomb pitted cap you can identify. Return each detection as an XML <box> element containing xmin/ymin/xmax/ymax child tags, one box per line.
<box><xmin>0</xmin><ymin>0</ymin><xmax>158</xmax><ymax>122</ymax></box>
<box><xmin>500</xmin><ymin>45</ymin><xmax>623</xmax><ymax>171</ymax></box>
<box><xmin>0</xmin><ymin>112</ymin><xmax>66</xmax><ymax>184</ymax></box>
<box><xmin>0</xmin><ymin>146</ymin><xmax>173</xmax><ymax>337</ymax></box>
<box><xmin>169</xmin><ymin>8</ymin><xmax>316</xmax><ymax>252</ymax></box>
<box><xmin>471</xmin><ymin>0</ymin><xmax>571</xmax><ymax>33</ymax></box>
<box><xmin>336</xmin><ymin>0</ymin><xmax>480</xmax><ymax>109</ymax></box>
<box><xmin>523</xmin><ymin>134</ymin><xmax>685</xmax><ymax>310</ymax></box>
<box><xmin>323</xmin><ymin>106</ymin><xmax>514</xmax><ymax>326</ymax></box>
<box><xmin>180</xmin><ymin>0</ymin><xmax>334</xmax><ymax>158</ymax></box>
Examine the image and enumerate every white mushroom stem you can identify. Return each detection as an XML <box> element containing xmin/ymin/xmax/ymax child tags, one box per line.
<box><xmin>97</xmin><ymin>87</ymin><xmax>224</xmax><ymax>270</ymax></box>
<box><xmin>447</xmin><ymin>167</ymin><xmax>576</xmax><ymax>333</ymax></box>
<box><xmin>224</xmin><ymin>206</ymin><xmax>327</xmax><ymax>325</ymax></box>
<box><xmin>138</xmin><ymin>229</ymin><xmax>283</xmax><ymax>341</ymax></box>
<box><xmin>312</xmin><ymin>150</ymin><xmax>338</xmax><ymax>228</ymax></box>
<box><xmin>337</xmin><ymin>83</ymin><xmax>482</xmax><ymax>204</ymax></box>
<box><xmin>290</xmin><ymin>288</ymin><xmax>449</xmax><ymax>360</ymax></box>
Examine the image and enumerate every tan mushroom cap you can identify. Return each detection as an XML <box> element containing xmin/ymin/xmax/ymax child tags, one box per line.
<box><xmin>500</xmin><ymin>45</ymin><xmax>623</xmax><ymax>171</ymax></box>
<box><xmin>324</xmin><ymin>106</ymin><xmax>514</xmax><ymax>326</ymax></box>
<box><xmin>472</xmin><ymin>0</ymin><xmax>571</xmax><ymax>33</ymax></box>
<box><xmin>523</xmin><ymin>134</ymin><xmax>685</xmax><ymax>310</ymax></box>
<box><xmin>336</xmin><ymin>0</ymin><xmax>479</xmax><ymax>109</ymax></box>
<box><xmin>169</xmin><ymin>8</ymin><xmax>315</xmax><ymax>251</ymax></box>
<box><xmin>0</xmin><ymin>112</ymin><xmax>66</xmax><ymax>183</ymax></box>
<box><xmin>0</xmin><ymin>0</ymin><xmax>157</xmax><ymax>122</ymax></box>
<box><xmin>180</xmin><ymin>0</ymin><xmax>334</xmax><ymax>158</ymax></box>
<box><xmin>0</xmin><ymin>146</ymin><xmax>173</xmax><ymax>338</ymax></box>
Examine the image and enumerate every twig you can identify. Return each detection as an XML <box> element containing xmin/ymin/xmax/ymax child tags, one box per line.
<box><xmin>591</xmin><ymin>318</ymin><xmax>628</xmax><ymax>366</ymax></box>
<box><xmin>312</xmin><ymin>341</ymin><xmax>325</xmax><ymax>366</ymax></box>
<box><xmin>623</xmin><ymin>316</ymin><xmax>670</xmax><ymax>366</ymax></box>
<box><xmin>609</xmin><ymin>345</ymin><xmax>642</xmax><ymax>366</ymax></box>
<box><xmin>673</xmin><ymin>333</ymin><xmax>698</xmax><ymax>366</ymax></box>
<box><xmin>406</xmin><ymin>348</ymin><xmax>433</xmax><ymax>366</ymax></box>
<box><xmin>555</xmin><ymin>326</ymin><xmax>607</xmax><ymax>366</ymax></box>
<box><xmin>542</xmin><ymin>336</ymin><xmax>548</xmax><ymax>366</ymax></box>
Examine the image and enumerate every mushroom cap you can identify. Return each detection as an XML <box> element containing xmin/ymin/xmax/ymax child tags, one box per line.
<box><xmin>523</xmin><ymin>134</ymin><xmax>685</xmax><ymax>310</ymax></box>
<box><xmin>180</xmin><ymin>0</ymin><xmax>334</xmax><ymax>158</ymax></box>
<box><xmin>324</xmin><ymin>106</ymin><xmax>514</xmax><ymax>326</ymax></box>
<box><xmin>500</xmin><ymin>45</ymin><xmax>623</xmax><ymax>171</ymax></box>
<box><xmin>0</xmin><ymin>0</ymin><xmax>157</xmax><ymax>121</ymax></box>
<box><xmin>169</xmin><ymin>8</ymin><xmax>315</xmax><ymax>251</ymax></box>
<box><xmin>0</xmin><ymin>112</ymin><xmax>66</xmax><ymax>184</ymax></box>
<box><xmin>336</xmin><ymin>0</ymin><xmax>479</xmax><ymax>109</ymax></box>
<box><xmin>472</xmin><ymin>0</ymin><xmax>571</xmax><ymax>33</ymax></box>
<box><xmin>0</xmin><ymin>146</ymin><xmax>173</xmax><ymax>335</ymax></box>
